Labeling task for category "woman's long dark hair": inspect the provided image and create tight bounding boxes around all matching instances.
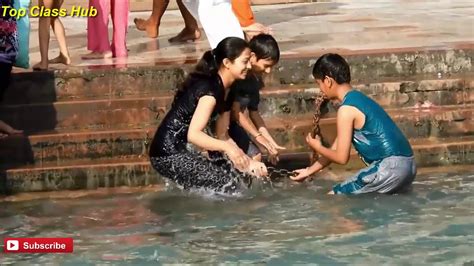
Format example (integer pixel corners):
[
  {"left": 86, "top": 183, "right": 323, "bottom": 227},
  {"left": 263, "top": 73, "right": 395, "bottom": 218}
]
[{"left": 174, "top": 37, "right": 249, "bottom": 101}]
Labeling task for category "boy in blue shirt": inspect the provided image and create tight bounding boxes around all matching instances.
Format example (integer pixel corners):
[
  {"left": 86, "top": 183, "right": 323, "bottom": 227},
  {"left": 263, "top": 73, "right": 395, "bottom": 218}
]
[{"left": 292, "top": 53, "right": 416, "bottom": 194}]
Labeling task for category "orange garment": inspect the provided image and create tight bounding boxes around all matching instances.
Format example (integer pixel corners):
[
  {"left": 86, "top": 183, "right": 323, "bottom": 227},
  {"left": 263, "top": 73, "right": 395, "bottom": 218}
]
[{"left": 232, "top": 0, "right": 255, "bottom": 27}]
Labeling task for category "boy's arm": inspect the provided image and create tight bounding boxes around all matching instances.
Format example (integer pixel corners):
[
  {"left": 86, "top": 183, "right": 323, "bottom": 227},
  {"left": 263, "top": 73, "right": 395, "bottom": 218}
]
[
  {"left": 290, "top": 139, "right": 337, "bottom": 181},
  {"left": 232, "top": 102, "right": 261, "bottom": 138},
  {"left": 249, "top": 111, "right": 285, "bottom": 150},
  {"left": 232, "top": 102, "right": 278, "bottom": 155},
  {"left": 308, "top": 106, "right": 355, "bottom": 165}
]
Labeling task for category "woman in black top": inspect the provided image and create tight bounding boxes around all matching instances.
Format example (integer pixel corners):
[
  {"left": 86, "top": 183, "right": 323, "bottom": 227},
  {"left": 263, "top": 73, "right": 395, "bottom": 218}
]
[{"left": 149, "top": 37, "right": 268, "bottom": 194}]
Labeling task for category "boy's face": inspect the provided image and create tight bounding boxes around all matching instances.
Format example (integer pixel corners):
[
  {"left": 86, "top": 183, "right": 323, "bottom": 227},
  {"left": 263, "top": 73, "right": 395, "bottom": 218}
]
[
  {"left": 250, "top": 53, "right": 276, "bottom": 74},
  {"left": 315, "top": 77, "right": 334, "bottom": 98}
]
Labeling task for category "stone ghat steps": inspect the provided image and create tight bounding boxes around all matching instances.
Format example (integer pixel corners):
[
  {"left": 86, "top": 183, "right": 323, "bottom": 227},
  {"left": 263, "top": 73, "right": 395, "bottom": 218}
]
[
  {"left": 0, "top": 96, "right": 172, "bottom": 133},
  {"left": 4, "top": 68, "right": 472, "bottom": 105},
  {"left": 7, "top": 48, "right": 473, "bottom": 104},
  {"left": 1, "top": 78, "right": 472, "bottom": 133},
  {"left": 4, "top": 136, "right": 474, "bottom": 193},
  {"left": 1, "top": 105, "right": 472, "bottom": 169}
]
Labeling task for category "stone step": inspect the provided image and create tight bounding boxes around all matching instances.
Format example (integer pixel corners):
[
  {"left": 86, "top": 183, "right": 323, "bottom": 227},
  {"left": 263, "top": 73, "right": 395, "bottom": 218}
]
[
  {"left": 1, "top": 78, "right": 472, "bottom": 132},
  {"left": 1, "top": 105, "right": 472, "bottom": 169},
  {"left": 4, "top": 62, "right": 472, "bottom": 105},
  {"left": 0, "top": 97, "right": 171, "bottom": 133},
  {"left": 7, "top": 48, "right": 473, "bottom": 104},
  {"left": 259, "top": 78, "right": 473, "bottom": 117},
  {"left": 4, "top": 136, "right": 474, "bottom": 193}
]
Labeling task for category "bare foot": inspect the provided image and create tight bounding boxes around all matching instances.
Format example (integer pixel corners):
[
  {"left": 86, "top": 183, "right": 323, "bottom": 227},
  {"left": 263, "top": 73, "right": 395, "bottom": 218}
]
[
  {"left": 48, "top": 53, "right": 71, "bottom": 65},
  {"left": 32, "top": 61, "right": 48, "bottom": 71},
  {"left": 134, "top": 18, "right": 147, "bottom": 31},
  {"left": 81, "top": 51, "right": 113, "bottom": 60},
  {"left": 134, "top": 18, "right": 159, "bottom": 38},
  {"left": 168, "top": 28, "right": 201, "bottom": 43}
]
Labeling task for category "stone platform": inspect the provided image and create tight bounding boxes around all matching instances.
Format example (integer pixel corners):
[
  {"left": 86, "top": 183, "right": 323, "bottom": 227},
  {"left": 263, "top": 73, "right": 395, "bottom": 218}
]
[{"left": 20, "top": 0, "right": 474, "bottom": 72}]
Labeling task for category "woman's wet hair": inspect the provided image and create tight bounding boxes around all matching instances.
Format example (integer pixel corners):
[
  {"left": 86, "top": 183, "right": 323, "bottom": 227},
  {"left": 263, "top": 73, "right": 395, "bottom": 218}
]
[
  {"left": 312, "top": 53, "right": 351, "bottom": 84},
  {"left": 249, "top": 34, "right": 280, "bottom": 62},
  {"left": 194, "top": 37, "right": 250, "bottom": 76},
  {"left": 174, "top": 37, "right": 249, "bottom": 101}
]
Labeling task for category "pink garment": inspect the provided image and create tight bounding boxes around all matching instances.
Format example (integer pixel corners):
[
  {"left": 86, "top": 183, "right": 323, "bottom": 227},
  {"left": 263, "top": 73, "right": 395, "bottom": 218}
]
[{"left": 87, "top": 0, "right": 129, "bottom": 57}]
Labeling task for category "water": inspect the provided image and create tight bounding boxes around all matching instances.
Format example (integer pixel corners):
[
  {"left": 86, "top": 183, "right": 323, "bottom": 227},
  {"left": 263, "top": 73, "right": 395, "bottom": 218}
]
[{"left": 1, "top": 166, "right": 473, "bottom": 265}]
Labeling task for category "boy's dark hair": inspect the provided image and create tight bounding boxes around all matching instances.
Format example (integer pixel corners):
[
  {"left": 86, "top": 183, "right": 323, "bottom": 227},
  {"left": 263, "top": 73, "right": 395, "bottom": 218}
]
[
  {"left": 249, "top": 34, "right": 280, "bottom": 62},
  {"left": 312, "top": 53, "right": 351, "bottom": 84}
]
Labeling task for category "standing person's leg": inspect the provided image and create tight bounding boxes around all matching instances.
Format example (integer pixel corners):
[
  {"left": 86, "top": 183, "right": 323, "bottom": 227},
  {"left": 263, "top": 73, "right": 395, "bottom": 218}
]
[
  {"left": 197, "top": 0, "right": 244, "bottom": 49},
  {"left": 33, "top": 0, "right": 54, "bottom": 70},
  {"left": 110, "top": 0, "right": 129, "bottom": 57},
  {"left": 168, "top": 0, "right": 201, "bottom": 43},
  {"left": 134, "top": 0, "right": 169, "bottom": 38},
  {"left": 48, "top": 0, "right": 71, "bottom": 65},
  {"left": 82, "top": 0, "right": 112, "bottom": 59}
]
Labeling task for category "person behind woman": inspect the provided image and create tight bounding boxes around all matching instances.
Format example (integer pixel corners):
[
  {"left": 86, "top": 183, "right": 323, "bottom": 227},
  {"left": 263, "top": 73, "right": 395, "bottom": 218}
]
[
  {"left": 82, "top": 0, "right": 129, "bottom": 59},
  {"left": 134, "top": 0, "right": 270, "bottom": 43},
  {"left": 149, "top": 37, "right": 268, "bottom": 194},
  {"left": 32, "top": 0, "right": 71, "bottom": 70}
]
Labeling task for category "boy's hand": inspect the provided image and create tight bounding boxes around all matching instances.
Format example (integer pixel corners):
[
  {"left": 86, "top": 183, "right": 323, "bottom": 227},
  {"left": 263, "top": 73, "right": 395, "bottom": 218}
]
[
  {"left": 290, "top": 167, "right": 312, "bottom": 182},
  {"left": 269, "top": 142, "right": 286, "bottom": 151},
  {"left": 255, "top": 135, "right": 278, "bottom": 156},
  {"left": 306, "top": 133, "right": 322, "bottom": 150}
]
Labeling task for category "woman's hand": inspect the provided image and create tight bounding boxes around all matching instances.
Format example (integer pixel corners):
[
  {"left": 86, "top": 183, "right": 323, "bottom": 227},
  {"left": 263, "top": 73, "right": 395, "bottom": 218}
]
[
  {"left": 247, "top": 160, "right": 268, "bottom": 178},
  {"left": 225, "top": 146, "right": 251, "bottom": 172}
]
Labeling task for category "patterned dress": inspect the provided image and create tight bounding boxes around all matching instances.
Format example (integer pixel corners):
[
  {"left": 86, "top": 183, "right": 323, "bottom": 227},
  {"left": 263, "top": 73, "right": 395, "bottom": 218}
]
[
  {"left": 0, "top": 0, "right": 18, "bottom": 64},
  {"left": 149, "top": 74, "right": 253, "bottom": 194}
]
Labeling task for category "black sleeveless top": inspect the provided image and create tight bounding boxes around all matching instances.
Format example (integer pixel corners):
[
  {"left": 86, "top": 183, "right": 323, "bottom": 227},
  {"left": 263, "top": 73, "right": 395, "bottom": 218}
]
[{"left": 149, "top": 74, "right": 229, "bottom": 157}]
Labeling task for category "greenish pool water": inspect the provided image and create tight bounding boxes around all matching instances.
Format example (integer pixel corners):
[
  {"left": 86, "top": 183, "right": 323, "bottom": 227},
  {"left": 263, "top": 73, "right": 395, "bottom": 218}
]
[{"left": 1, "top": 166, "right": 473, "bottom": 265}]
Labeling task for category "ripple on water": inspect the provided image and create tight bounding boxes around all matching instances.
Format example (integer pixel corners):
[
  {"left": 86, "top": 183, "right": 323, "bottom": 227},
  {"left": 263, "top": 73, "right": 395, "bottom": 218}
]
[{"left": 0, "top": 168, "right": 473, "bottom": 264}]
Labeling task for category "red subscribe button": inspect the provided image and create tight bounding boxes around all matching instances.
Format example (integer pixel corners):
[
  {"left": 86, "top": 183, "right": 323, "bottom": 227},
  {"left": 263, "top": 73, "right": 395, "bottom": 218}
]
[{"left": 3, "top": 238, "right": 73, "bottom": 253}]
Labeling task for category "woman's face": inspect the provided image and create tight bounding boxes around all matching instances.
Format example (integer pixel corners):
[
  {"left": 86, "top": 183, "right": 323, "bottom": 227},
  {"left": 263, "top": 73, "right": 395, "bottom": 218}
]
[{"left": 226, "top": 48, "right": 252, "bottom": 80}]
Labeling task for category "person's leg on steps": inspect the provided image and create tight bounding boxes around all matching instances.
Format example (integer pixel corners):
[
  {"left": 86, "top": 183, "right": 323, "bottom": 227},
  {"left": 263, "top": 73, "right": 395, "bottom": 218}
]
[
  {"left": 168, "top": 0, "right": 201, "bottom": 43},
  {"left": 48, "top": 0, "right": 71, "bottom": 65},
  {"left": 83, "top": 0, "right": 112, "bottom": 59},
  {"left": 111, "top": 0, "right": 129, "bottom": 57},
  {"left": 33, "top": 0, "right": 54, "bottom": 70},
  {"left": 134, "top": 0, "right": 169, "bottom": 38}
]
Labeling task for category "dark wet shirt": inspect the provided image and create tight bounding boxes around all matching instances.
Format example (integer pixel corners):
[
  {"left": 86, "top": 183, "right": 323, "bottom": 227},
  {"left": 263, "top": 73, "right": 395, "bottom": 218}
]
[
  {"left": 149, "top": 74, "right": 229, "bottom": 157},
  {"left": 227, "top": 72, "right": 264, "bottom": 112}
]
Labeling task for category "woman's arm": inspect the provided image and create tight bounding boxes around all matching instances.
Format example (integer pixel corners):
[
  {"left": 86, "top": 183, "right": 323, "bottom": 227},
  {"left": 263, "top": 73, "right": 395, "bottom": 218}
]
[
  {"left": 188, "top": 96, "right": 229, "bottom": 152},
  {"left": 189, "top": 96, "right": 250, "bottom": 171},
  {"left": 215, "top": 110, "right": 245, "bottom": 150}
]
